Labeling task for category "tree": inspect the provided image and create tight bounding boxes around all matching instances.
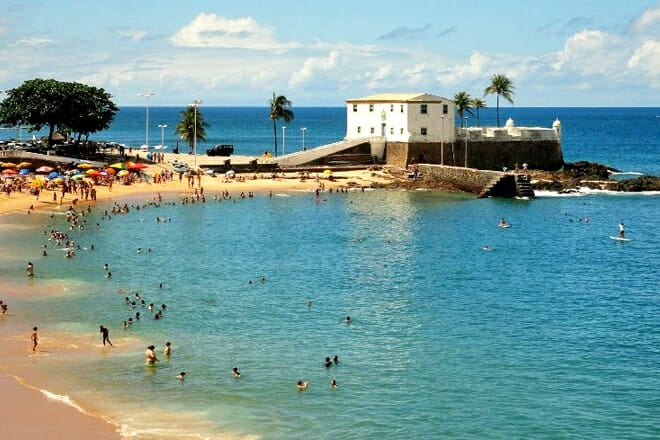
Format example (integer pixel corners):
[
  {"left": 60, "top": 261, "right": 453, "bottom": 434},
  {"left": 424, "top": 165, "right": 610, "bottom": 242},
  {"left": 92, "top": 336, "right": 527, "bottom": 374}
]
[
  {"left": 269, "top": 93, "right": 294, "bottom": 157},
  {"left": 0, "top": 78, "right": 118, "bottom": 145},
  {"left": 471, "top": 97, "right": 487, "bottom": 127},
  {"left": 484, "top": 74, "right": 515, "bottom": 127},
  {"left": 175, "top": 105, "right": 208, "bottom": 153},
  {"left": 453, "top": 91, "right": 474, "bottom": 127}
]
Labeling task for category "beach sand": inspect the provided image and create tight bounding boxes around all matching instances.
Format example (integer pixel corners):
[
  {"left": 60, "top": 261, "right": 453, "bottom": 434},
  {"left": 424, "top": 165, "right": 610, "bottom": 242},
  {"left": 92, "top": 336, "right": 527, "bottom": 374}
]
[{"left": 0, "top": 156, "right": 403, "bottom": 439}]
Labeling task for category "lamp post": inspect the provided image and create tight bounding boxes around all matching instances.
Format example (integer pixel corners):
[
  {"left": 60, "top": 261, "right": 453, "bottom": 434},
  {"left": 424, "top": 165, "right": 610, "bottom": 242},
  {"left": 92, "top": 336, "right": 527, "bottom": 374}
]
[
  {"left": 137, "top": 91, "right": 155, "bottom": 151},
  {"left": 189, "top": 100, "right": 202, "bottom": 169},
  {"left": 158, "top": 124, "right": 167, "bottom": 149},
  {"left": 440, "top": 115, "right": 445, "bottom": 165},
  {"left": 282, "top": 126, "right": 287, "bottom": 156},
  {"left": 301, "top": 127, "right": 307, "bottom": 151},
  {"left": 464, "top": 116, "right": 469, "bottom": 168}
]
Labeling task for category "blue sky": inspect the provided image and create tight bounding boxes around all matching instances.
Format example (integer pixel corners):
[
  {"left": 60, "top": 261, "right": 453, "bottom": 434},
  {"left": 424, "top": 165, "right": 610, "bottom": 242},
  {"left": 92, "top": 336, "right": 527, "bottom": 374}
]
[{"left": 0, "top": 0, "right": 658, "bottom": 106}]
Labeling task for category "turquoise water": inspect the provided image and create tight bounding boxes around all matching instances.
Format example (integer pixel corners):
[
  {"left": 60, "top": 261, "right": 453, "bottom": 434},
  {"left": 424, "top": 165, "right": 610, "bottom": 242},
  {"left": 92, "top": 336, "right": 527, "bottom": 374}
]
[{"left": 1, "top": 188, "right": 658, "bottom": 439}]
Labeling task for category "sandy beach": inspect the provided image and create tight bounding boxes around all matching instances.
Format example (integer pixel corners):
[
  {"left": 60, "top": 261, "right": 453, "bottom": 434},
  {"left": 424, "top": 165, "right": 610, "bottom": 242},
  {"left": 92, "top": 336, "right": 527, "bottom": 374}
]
[{"left": 0, "top": 155, "right": 402, "bottom": 439}]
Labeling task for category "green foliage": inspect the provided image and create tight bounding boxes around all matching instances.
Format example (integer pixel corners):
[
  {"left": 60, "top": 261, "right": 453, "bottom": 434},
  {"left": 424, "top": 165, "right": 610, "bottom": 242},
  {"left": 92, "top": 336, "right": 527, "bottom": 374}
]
[
  {"left": 175, "top": 105, "right": 209, "bottom": 152},
  {"left": 484, "top": 74, "right": 515, "bottom": 127},
  {"left": 453, "top": 91, "right": 474, "bottom": 127},
  {"left": 0, "top": 78, "right": 118, "bottom": 144},
  {"left": 470, "top": 97, "right": 487, "bottom": 127},
  {"left": 269, "top": 93, "right": 294, "bottom": 157}
]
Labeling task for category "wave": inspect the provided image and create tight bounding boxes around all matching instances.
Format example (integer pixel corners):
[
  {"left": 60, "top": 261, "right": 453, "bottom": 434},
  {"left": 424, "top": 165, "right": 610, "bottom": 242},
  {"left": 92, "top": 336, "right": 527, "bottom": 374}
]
[{"left": 535, "top": 187, "right": 660, "bottom": 197}]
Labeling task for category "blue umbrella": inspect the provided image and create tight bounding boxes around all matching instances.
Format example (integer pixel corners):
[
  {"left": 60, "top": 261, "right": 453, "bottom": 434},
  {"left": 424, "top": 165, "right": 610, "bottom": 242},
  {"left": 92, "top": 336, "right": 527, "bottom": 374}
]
[
  {"left": 19, "top": 168, "right": 30, "bottom": 176},
  {"left": 48, "top": 171, "right": 59, "bottom": 179}
]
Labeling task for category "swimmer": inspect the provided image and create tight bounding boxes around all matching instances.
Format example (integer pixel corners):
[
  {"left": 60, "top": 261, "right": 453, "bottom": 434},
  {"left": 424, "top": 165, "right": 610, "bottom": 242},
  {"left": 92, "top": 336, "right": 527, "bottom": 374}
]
[
  {"left": 232, "top": 367, "right": 241, "bottom": 378},
  {"left": 103, "top": 263, "right": 109, "bottom": 271},
  {"left": 145, "top": 345, "right": 159, "bottom": 364},
  {"left": 164, "top": 341, "right": 171, "bottom": 356},
  {"left": 498, "top": 218, "right": 509, "bottom": 228},
  {"left": 26, "top": 262, "right": 34, "bottom": 277},
  {"left": 333, "top": 355, "right": 339, "bottom": 364},
  {"left": 307, "top": 300, "right": 313, "bottom": 308},
  {"left": 176, "top": 372, "right": 186, "bottom": 380},
  {"left": 105, "top": 271, "right": 112, "bottom": 279},
  {"left": 324, "top": 357, "right": 333, "bottom": 368},
  {"left": 345, "top": 316, "right": 352, "bottom": 324},
  {"left": 330, "top": 379, "right": 338, "bottom": 389},
  {"left": 297, "top": 380, "right": 309, "bottom": 391},
  {"left": 482, "top": 245, "right": 492, "bottom": 251}
]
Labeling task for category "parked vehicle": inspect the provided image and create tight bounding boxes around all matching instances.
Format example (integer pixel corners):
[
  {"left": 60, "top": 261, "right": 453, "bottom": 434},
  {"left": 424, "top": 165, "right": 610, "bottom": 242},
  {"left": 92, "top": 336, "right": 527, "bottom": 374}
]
[{"left": 206, "top": 144, "right": 234, "bottom": 156}]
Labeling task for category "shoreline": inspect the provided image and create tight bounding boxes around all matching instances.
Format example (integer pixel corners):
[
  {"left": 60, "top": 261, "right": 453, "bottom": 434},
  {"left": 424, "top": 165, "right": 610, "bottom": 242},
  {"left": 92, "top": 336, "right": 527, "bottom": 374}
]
[{"left": 0, "top": 161, "right": 403, "bottom": 439}]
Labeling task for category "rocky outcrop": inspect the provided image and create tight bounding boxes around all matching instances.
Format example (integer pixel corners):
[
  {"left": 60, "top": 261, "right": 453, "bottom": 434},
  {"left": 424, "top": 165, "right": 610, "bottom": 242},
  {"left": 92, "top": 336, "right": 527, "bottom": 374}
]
[{"left": 530, "top": 161, "right": 660, "bottom": 192}]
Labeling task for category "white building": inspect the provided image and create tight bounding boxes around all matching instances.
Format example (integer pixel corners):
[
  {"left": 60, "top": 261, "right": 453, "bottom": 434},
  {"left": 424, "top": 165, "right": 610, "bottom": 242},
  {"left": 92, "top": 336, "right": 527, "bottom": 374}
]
[{"left": 345, "top": 93, "right": 456, "bottom": 144}]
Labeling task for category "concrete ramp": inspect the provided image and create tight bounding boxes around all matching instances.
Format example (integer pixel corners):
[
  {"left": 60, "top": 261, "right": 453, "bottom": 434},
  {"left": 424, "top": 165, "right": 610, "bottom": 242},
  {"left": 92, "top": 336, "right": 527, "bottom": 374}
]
[{"left": 266, "top": 138, "right": 370, "bottom": 167}]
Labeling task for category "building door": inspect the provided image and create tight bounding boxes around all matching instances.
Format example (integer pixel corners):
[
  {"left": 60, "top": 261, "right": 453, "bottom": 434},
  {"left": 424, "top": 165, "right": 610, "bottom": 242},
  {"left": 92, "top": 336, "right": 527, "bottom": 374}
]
[{"left": 381, "top": 123, "right": 386, "bottom": 137}]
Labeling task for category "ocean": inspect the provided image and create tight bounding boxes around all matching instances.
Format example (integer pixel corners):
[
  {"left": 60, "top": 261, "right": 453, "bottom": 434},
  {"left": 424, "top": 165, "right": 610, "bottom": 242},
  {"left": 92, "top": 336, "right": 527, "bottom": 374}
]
[{"left": 0, "top": 107, "right": 659, "bottom": 439}]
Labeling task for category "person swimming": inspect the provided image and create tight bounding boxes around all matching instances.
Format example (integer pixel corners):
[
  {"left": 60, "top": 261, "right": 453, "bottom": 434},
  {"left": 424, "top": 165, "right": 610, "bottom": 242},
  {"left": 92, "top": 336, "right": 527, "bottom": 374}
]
[
  {"left": 176, "top": 372, "right": 186, "bottom": 380},
  {"left": 330, "top": 379, "right": 338, "bottom": 389},
  {"left": 324, "top": 357, "right": 333, "bottom": 368},
  {"left": 297, "top": 380, "right": 309, "bottom": 391},
  {"left": 498, "top": 218, "right": 509, "bottom": 228},
  {"left": 232, "top": 367, "right": 241, "bottom": 378}
]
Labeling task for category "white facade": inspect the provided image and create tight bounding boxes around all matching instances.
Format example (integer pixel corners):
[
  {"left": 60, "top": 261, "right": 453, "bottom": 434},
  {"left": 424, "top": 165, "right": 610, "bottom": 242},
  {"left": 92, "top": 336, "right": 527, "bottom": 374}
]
[{"left": 345, "top": 93, "right": 455, "bottom": 144}]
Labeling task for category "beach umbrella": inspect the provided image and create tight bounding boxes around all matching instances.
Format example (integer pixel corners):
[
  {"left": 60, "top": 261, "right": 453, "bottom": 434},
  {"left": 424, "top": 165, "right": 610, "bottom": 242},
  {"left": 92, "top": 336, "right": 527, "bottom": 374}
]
[
  {"left": 71, "top": 174, "right": 84, "bottom": 180},
  {"left": 17, "top": 161, "right": 32, "bottom": 169},
  {"left": 87, "top": 170, "right": 101, "bottom": 177},
  {"left": 77, "top": 162, "right": 94, "bottom": 169},
  {"left": 1, "top": 162, "right": 17, "bottom": 168},
  {"left": 36, "top": 165, "right": 54, "bottom": 173},
  {"left": 2, "top": 168, "right": 18, "bottom": 175},
  {"left": 86, "top": 169, "right": 98, "bottom": 175},
  {"left": 48, "top": 171, "right": 59, "bottom": 179},
  {"left": 19, "top": 168, "right": 30, "bottom": 176},
  {"left": 105, "top": 167, "right": 116, "bottom": 175},
  {"left": 323, "top": 169, "right": 333, "bottom": 177},
  {"left": 124, "top": 161, "right": 136, "bottom": 168},
  {"left": 128, "top": 163, "right": 148, "bottom": 171},
  {"left": 117, "top": 170, "right": 129, "bottom": 177},
  {"left": 109, "top": 162, "right": 126, "bottom": 170}
]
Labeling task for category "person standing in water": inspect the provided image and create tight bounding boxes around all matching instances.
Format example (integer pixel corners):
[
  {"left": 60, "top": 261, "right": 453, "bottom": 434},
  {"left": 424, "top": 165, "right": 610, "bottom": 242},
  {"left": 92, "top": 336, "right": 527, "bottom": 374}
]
[
  {"left": 619, "top": 222, "right": 625, "bottom": 238},
  {"left": 100, "top": 325, "right": 113, "bottom": 346},
  {"left": 31, "top": 326, "right": 39, "bottom": 351}
]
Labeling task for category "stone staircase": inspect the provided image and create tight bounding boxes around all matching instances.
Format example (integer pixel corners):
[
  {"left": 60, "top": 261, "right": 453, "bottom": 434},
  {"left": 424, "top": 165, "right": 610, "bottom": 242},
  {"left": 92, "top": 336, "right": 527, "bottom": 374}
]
[{"left": 515, "top": 174, "right": 535, "bottom": 198}]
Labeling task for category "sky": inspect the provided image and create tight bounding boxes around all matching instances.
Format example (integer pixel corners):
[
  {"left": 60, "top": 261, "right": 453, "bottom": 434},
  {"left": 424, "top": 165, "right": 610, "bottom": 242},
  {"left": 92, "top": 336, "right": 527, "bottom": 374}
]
[{"left": 0, "top": 0, "right": 658, "bottom": 107}]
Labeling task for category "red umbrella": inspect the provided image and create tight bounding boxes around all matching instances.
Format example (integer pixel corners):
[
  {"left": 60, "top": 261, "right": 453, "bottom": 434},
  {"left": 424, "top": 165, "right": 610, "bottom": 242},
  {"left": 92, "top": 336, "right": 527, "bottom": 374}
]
[
  {"left": 2, "top": 168, "right": 18, "bottom": 175},
  {"left": 36, "top": 165, "right": 54, "bottom": 173},
  {"left": 128, "top": 163, "right": 148, "bottom": 171}
]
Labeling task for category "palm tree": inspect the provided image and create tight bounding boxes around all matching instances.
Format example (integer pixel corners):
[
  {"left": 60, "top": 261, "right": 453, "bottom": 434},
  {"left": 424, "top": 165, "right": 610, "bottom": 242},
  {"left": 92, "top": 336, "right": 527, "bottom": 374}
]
[
  {"left": 269, "top": 93, "right": 294, "bottom": 157},
  {"left": 175, "top": 105, "right": 209, "bottom": 153},
  {"left": 484, "top": 74, "right": 515, "bottom": 127},
  {"left": 471, "top": 97, "right": 487, "bottom": 127},
  {"left": 453, "top": 91, "right": 474, "bottom": 127}
]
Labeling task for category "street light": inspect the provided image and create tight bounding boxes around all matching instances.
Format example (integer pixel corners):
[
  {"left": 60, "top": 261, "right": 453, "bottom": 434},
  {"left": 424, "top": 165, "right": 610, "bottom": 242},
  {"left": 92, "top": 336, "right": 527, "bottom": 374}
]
[
  {"left": 188, "top": 99, "right": 202, "bottom": 169},
  {"left": 137, "top": 91, "right": 155, "bottom": 151},
  {"left": 440, "top": 115, "right": 445, "bottom": 165},
  {"left": 301, "top": 127, "right": 307, "bottom": 151},
  {"left": 158, "top": 124, "right": 167, "bottom": 149},
  {"left": 464, "top": 116, "right": 469, "bottom": 168},
  {"left": 282, "top": 126, "right": 287, "bottom": 156}
]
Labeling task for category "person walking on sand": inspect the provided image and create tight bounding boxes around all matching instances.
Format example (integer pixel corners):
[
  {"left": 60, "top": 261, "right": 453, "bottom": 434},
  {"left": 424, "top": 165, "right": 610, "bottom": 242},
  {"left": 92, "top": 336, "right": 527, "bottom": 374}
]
[
  {"left": 26, "top": 262, "right": 34, "bottom": 277},
  {"left": 31, "top": 326, "right": 39, "bottom": 351},
  {"left": 619, "top": 222, "right": 625, "bottom": 238},
  {"left": 100, "top": 325, "right": 113, "bottom": 346}
]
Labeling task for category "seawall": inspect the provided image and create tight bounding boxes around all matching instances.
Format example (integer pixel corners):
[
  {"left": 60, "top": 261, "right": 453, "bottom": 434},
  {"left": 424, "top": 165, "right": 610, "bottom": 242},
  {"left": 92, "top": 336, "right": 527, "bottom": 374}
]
[{"left": 417, "top": 164, "right": 509, "bottom": 195}]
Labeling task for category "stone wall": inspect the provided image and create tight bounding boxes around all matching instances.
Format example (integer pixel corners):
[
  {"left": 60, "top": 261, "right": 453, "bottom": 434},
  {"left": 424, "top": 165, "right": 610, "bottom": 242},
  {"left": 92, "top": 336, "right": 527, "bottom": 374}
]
[
  {"left": 418, "top": 164, "right": 503, "bottom": 194},
  {"left": 386, "top": 139, "right": 564, "bottom": 171}
]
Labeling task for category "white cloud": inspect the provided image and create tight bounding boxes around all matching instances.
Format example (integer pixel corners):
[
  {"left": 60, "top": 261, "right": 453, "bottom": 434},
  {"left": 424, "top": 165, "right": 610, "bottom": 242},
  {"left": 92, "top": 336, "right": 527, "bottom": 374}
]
[
  {"left": 550, "top": 30, "right": 622, "bottom": 75},
  {"left": 631, "top": 5, "right": 660, "bottom": 32},
  {"left": 12, "top": 37, "right": 53, "bottom": 47},
  {"left": 289, "top": 50, "right": 341, "bottom": 87},
  {"left": 627, "top": 39, "right": 660, "bottom": 87},
  {"left": 171, "top": 13, "right": 298, "bottom": 50}
]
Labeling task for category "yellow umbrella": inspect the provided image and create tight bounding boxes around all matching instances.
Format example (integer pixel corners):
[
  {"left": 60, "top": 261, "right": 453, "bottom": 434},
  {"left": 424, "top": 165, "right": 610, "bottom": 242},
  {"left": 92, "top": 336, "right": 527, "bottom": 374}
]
[
  {"left": 323, "top": 169, "right": 333, "bottom": 176},
  {"left": 117, "top": 170, "right": 129, "bottom": 177},
  {"left": 85, "top": 168, "right": 98, "bottom": 175},
  {"left": 109, "top": 162, "right": 126, "bottom": 170},
  {"left": 1, "top": 162, "right": 17, "bottom": 168},
  {"left": 77, "top": 163, "right": 94, "bottom": 169},
  {"left": 17, "top": 161, "right": 32, "bottom": 169}
]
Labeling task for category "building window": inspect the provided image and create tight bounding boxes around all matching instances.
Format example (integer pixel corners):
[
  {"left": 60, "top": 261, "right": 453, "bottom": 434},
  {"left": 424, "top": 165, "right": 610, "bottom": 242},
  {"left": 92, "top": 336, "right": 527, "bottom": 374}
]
[
  {"left": 357, "top": 126, "right": 361, "bottom": 134},
  {"left": 353, "top": 104, "right": 358, "bottom": 112},
  {"left": 400, "top": 128, "right": 404, "bottom": 135},
  {"left": 390, "top": 104, "right": 394, "bottom": 112},
  {"left": 420, "top": 104, "right": 428, "bottom": 114},
  {"left": 400, "top": 105, "right": 404, "bottom": 113},
  {"left": 421, "top": 127, "right": 427, "bottom": 136},
  {"left": 370, "top": 127, "right": 375, "bottom": 134},
  {"left": 369, "top": 104, "right": 374, "bottom": 112},
  {"left": 443, "top": 104, "right": 448, "bottom": 114},
  {"left": 390, "top": 127, "right": 394, "bottom": 135}
]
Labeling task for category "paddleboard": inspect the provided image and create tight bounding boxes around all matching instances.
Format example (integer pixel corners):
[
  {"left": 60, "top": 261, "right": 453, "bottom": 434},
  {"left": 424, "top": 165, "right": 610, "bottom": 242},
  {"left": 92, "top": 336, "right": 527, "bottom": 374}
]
[
  {"left": 610, "top": 236, "right": 631, "bottom": 242},
  {"left": 498, "top": 224, "right": 511, "bottom": 229}
]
